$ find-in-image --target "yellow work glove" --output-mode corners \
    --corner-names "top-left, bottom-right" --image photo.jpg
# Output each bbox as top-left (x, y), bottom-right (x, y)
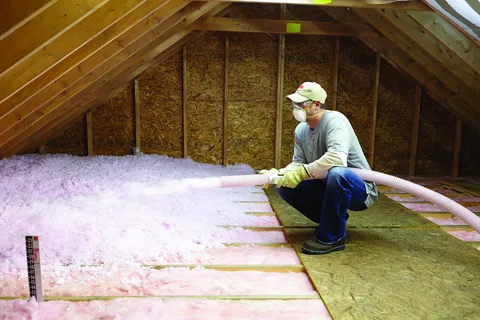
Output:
top-left (256, 168), bottom-right (279, 189)
top-left (276, 165), bottom-right (309, 188)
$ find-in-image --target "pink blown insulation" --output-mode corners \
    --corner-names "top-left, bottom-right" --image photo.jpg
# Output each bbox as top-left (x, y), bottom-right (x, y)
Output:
top-left (349, 168), bottom-right (480, 234)
top-left (0, 154), bottom-right (330, 319)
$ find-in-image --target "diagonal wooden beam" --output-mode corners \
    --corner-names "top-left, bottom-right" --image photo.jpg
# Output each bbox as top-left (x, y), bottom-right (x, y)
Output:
top-left (0, 0), bottom-right (184, 112)
top-left (406, 10), bottom-right (480, 75)
top-left (19, 32), bottom-right (200, 156)
top-left (0, 0), bottom-right (190, 116)
top-left (321, 7), bottom-right (480, 136)
top-left (378, 9), bottom-right (479, 92)
top-left (0, 0), bottom-right (106, 75)
top-left (4, 4), bottom-right (230, 158)
top-left (19, 32), bottom-right (206, 156)
top-left (0, 0), bottom-right (146, 102)
top-left (353, 8), bottom-right (478, 106)
top-left (194, 17), bottom-right (382, 36)
top-left (204, 0), bottom-right (429, 10)
top-left (0, 0), bottom-right (52, 35)
top-left (19, 4), bottom-right (240, 154)
top-left (0, 0), bottom-right (193, 142)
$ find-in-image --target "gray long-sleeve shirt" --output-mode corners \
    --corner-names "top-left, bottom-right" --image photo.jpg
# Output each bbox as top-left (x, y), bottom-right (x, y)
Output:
top-left (292, 110), bottom-right (378, 208)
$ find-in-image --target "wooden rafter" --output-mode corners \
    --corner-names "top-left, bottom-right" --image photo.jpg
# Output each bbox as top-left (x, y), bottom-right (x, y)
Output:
top-left (204, 0), bottom-right (429, 10)
top-left (354, 9), bottom-right (478, 106)
top-left (194, 17), bottom-right (382, 36)
top-left (0, 0), bottom-right (106, 75)
top-left (321, 7), bottom-right (480, 136)
top-left (0, 0), bottom-right (197, 152)
top-left (0, 0), bottom-right (52, 35)
top-left (378, 9), bottom-right (479, 92)
top-left (0, 0), bottom-right (186, 115)
top-left (406, 11), bottom-right (480, 75)
top-left (0, 0), bottom-right (146, 102)
top-left (9, 4), bottom-right (231, 157)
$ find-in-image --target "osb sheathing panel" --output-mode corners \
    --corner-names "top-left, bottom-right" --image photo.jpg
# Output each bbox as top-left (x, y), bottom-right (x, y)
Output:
top-left (374, 60), bottom-right (416, 174)
top-left (45, 118), bottom-right (85, 156)
top-left (229, 3), bottom-right (279, 19)
top-left (139, 52), bottom-right (183, 158)
top-left (416, 93), bottom-right (455, 176)
top-left (286, 4), bottom-right (334, 21)
top-left (92, 84), bottom-right (134, 156)
top-left (337, 37), bottom-right (376, 156)
top-left (227, 31), bottom-right (277, 170)
top-left (286, 227), bottom-right (480, 319)
top-left (460, 126), bottom-right (480, 177)
top-left (282, 34), bottom-right (334, 167)
top-left (187, 32), bottom-right (224, 164)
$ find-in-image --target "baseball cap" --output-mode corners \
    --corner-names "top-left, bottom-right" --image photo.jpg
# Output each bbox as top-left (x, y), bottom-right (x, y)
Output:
top-left (286, 82), bottom-right (327, 104)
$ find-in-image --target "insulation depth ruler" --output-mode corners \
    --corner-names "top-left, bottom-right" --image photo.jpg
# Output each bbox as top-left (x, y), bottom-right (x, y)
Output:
top-left (25, 236), bottom-right (43, 302)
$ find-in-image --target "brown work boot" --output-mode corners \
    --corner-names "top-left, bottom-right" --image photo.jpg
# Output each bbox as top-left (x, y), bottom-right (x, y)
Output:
top-left (301, 237), bottom-right (345, 255)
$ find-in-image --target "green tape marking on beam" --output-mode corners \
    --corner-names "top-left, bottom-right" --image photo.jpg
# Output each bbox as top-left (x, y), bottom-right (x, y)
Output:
top-left (313, 0), bottom-right (332, 4)
top-left (286, 23), bottom-right (301, 33)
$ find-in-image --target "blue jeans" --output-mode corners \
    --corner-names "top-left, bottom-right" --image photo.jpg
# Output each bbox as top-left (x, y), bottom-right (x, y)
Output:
top-left (276, 167), bottom-right (368, 244)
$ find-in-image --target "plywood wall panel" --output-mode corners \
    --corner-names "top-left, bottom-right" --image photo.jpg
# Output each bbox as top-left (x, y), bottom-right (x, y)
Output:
top-left (416, 93), bottom-right (456, 176)
top-left (337, 37), bottom-right (376, 156)
top-left (187, 33), bottom-right (224, 164)
top-left (139, 52), bottom-right (183, 158)
top-left (45, 119), bottom-right (85, 156)
top-left (374, 60), bottom-right (416, 174)
top-left (92, 84), bottom-right (134, 156)
top-left (227, 32), bottom-right (277, 170)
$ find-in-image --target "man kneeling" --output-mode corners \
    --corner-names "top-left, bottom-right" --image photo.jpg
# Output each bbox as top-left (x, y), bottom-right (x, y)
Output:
top-left (260, 82), bottom-right (378, 254)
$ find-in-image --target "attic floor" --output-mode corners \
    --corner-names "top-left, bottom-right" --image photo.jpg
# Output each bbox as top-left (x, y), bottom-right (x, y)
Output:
top-left (265, 177), bottom-right (480, 319)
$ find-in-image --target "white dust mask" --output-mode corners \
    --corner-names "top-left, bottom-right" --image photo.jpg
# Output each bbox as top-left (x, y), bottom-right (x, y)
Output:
top-left (293, 108), bottom-right (307, 122)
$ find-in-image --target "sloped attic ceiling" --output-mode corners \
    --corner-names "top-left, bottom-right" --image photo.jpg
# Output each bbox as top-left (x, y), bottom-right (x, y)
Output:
top-left (423, 0), bottom-right (480, 42)
top-left (0, 0), bottom-right (479, 159)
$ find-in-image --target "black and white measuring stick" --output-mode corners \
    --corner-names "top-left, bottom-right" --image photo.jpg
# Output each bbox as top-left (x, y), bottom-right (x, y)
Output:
top-left (25, 236), bottom-right (43, 302)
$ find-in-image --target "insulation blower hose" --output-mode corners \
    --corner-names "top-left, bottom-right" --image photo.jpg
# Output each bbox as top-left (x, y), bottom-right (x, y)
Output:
top-left (219, 168), bottom-right (480, 234)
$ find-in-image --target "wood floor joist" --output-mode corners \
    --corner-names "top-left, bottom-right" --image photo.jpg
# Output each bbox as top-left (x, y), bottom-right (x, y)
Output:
top-left (0, 294), bottom-right (321, 301)
top-left (144, 264), bottom-right (305, 272)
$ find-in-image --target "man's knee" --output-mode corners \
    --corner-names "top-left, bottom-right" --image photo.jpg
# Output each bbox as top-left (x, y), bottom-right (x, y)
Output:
top-left (326, 167), bottom-right (349, 184)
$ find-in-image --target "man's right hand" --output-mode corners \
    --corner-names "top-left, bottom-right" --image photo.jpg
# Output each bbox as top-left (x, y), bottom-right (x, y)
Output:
top-left (258, 168), bottom-right (280, 175)
top-left (256, 168), bottom-right (280, 189)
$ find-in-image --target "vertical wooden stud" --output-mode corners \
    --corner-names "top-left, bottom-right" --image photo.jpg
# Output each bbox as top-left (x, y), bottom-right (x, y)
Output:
top-left (331, 36), bottom-right (340, 111)
top-left (223, 35), bottom-right (229, 167)
top-left (369, 52), bottom-right (381, 168)
top-left (38, 144), bottom-right (45, 154)
top-left (452, 119), bottom-right (462, 178)
top-left (275, 4), bottom-right (286, 169)
top-left (86, 111), bottom-right (93, 156)
top-left (409, 86), bottom-right (422, 176)
top-left (134, 78), bottom-right (141, 153)
top-left (183, 45), bottom-right (188, 158)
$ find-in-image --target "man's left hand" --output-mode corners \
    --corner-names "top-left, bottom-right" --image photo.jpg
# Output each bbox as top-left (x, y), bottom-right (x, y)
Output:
top-left (277, 165), bottom-right (309, 188)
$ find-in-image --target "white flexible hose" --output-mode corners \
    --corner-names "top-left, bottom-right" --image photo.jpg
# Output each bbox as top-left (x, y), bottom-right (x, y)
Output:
top-left (220, 168), bottom-right (480, 234)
